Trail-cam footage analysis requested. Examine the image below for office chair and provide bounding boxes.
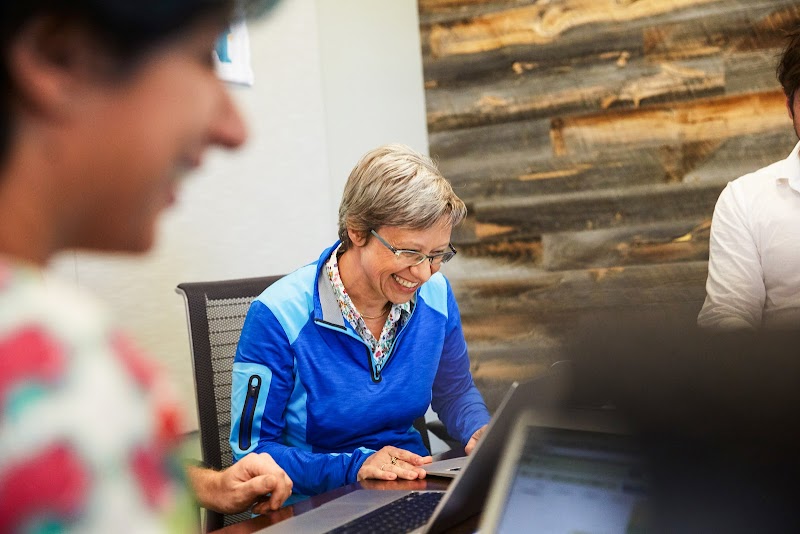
[177,274,435,530]
[177,275,284,531]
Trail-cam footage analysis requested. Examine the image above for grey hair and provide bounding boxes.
[337,144,467,251]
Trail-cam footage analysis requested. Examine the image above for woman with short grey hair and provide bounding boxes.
[337,144,467,250]
[231,144,491,499]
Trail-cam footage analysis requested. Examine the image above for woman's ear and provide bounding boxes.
[8,16,103,121]
[347,227,368,247]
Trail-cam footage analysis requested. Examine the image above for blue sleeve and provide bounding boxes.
[430,279,491,445]
[230,300,373,495]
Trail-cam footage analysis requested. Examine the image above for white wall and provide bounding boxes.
[49,0,429,433]
[316,0,430,213]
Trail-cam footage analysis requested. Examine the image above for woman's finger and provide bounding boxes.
[389,448,432,466]
[384,461,425,480]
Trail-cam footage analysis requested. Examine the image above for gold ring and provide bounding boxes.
[380,463,387,471]
[391,456,398,465]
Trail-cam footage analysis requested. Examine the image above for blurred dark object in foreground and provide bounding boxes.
[563,316,800,533]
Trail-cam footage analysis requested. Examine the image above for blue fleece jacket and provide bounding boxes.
[230,243,490,497]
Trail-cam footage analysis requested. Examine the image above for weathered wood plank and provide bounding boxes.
[429,116,551,160]
[437,126,795,204]
[684,129,798,183]
[552,91,789,157]
[430,115,691,188]
[426,0,718,58]
[418,0,532,25]
[449,215,712,271]
[452,261,709,315]
[470,182,725,236]
[455,232,544,263]
[540,219,711,271]
[422,0,798,85]
[423,24,645,89]
[642,3,800,61]
[440,145,708,204]
[426,55,727,132]
[441,141,709,202]
[725,49,792,96]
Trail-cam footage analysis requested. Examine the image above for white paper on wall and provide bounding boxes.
[214,18,254,86]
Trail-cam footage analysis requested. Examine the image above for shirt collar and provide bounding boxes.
[325,244,411,323]
[782,141,800,193]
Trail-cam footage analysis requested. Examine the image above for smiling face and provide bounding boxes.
[341,219,453,307]
[65,20,246,253]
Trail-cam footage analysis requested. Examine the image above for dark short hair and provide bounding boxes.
[0,0,278,168]
[777,25,800,112]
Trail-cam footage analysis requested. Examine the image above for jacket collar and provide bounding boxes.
[314,241,347,329]
[312,241,418,329]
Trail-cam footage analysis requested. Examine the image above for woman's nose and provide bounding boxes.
[409,260,433,283]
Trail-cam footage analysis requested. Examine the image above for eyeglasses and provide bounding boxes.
[370,229,457,267]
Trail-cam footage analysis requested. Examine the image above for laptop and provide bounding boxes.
[423,360,575,481]
[255,374,559,534]
[478,407,650,533]
[421,456,467,478]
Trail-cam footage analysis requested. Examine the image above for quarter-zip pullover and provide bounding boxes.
[230,242,490,497]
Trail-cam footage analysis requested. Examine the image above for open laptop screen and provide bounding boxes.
[482,418,650,534]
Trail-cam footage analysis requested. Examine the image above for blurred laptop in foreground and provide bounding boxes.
[560,317,800,533]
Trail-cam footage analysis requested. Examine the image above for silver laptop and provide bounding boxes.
[479,407,650,533]
[421,456,467,478]
[255,376,556,534]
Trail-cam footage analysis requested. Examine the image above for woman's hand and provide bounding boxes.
[464,424,488,455]
[358,446,432,482]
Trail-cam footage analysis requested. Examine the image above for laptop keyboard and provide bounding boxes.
[326,491,445,534]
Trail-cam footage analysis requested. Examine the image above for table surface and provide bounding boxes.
[213,450,478,534]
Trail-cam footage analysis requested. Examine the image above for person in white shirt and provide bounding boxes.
[698,27,800,330]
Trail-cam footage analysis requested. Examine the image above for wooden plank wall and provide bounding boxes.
[418,0,800,410]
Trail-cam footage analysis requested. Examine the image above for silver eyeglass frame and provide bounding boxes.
[369,229,457,267]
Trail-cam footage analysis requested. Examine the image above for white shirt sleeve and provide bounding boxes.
[697,183,765,330]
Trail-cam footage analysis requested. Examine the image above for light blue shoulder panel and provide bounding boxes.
[418,272,449,318]
[255,263,317,344]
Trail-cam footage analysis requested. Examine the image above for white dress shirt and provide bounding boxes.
[698,141,800,330]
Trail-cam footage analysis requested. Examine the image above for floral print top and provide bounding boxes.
[0,257,195,533]
[325,245,411,377]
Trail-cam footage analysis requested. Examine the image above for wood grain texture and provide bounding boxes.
[421,0,800,85]
[540,219,711,271]
[426,55,728,132]
[551,91,789,157]
[419,0,795,402]
[452,261,709,313]
[427,0,719,58]
[470,182,725,235]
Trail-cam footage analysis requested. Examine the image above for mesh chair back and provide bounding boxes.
[176,275,283,531]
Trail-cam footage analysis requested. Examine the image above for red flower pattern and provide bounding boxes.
[0,444,90,530]
[131,445,172,509]
[0,327,64,407]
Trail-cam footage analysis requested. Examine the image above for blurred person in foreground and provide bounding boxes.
[0,0,291,530]
[230,144,490,499]
[698,26,800,330]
